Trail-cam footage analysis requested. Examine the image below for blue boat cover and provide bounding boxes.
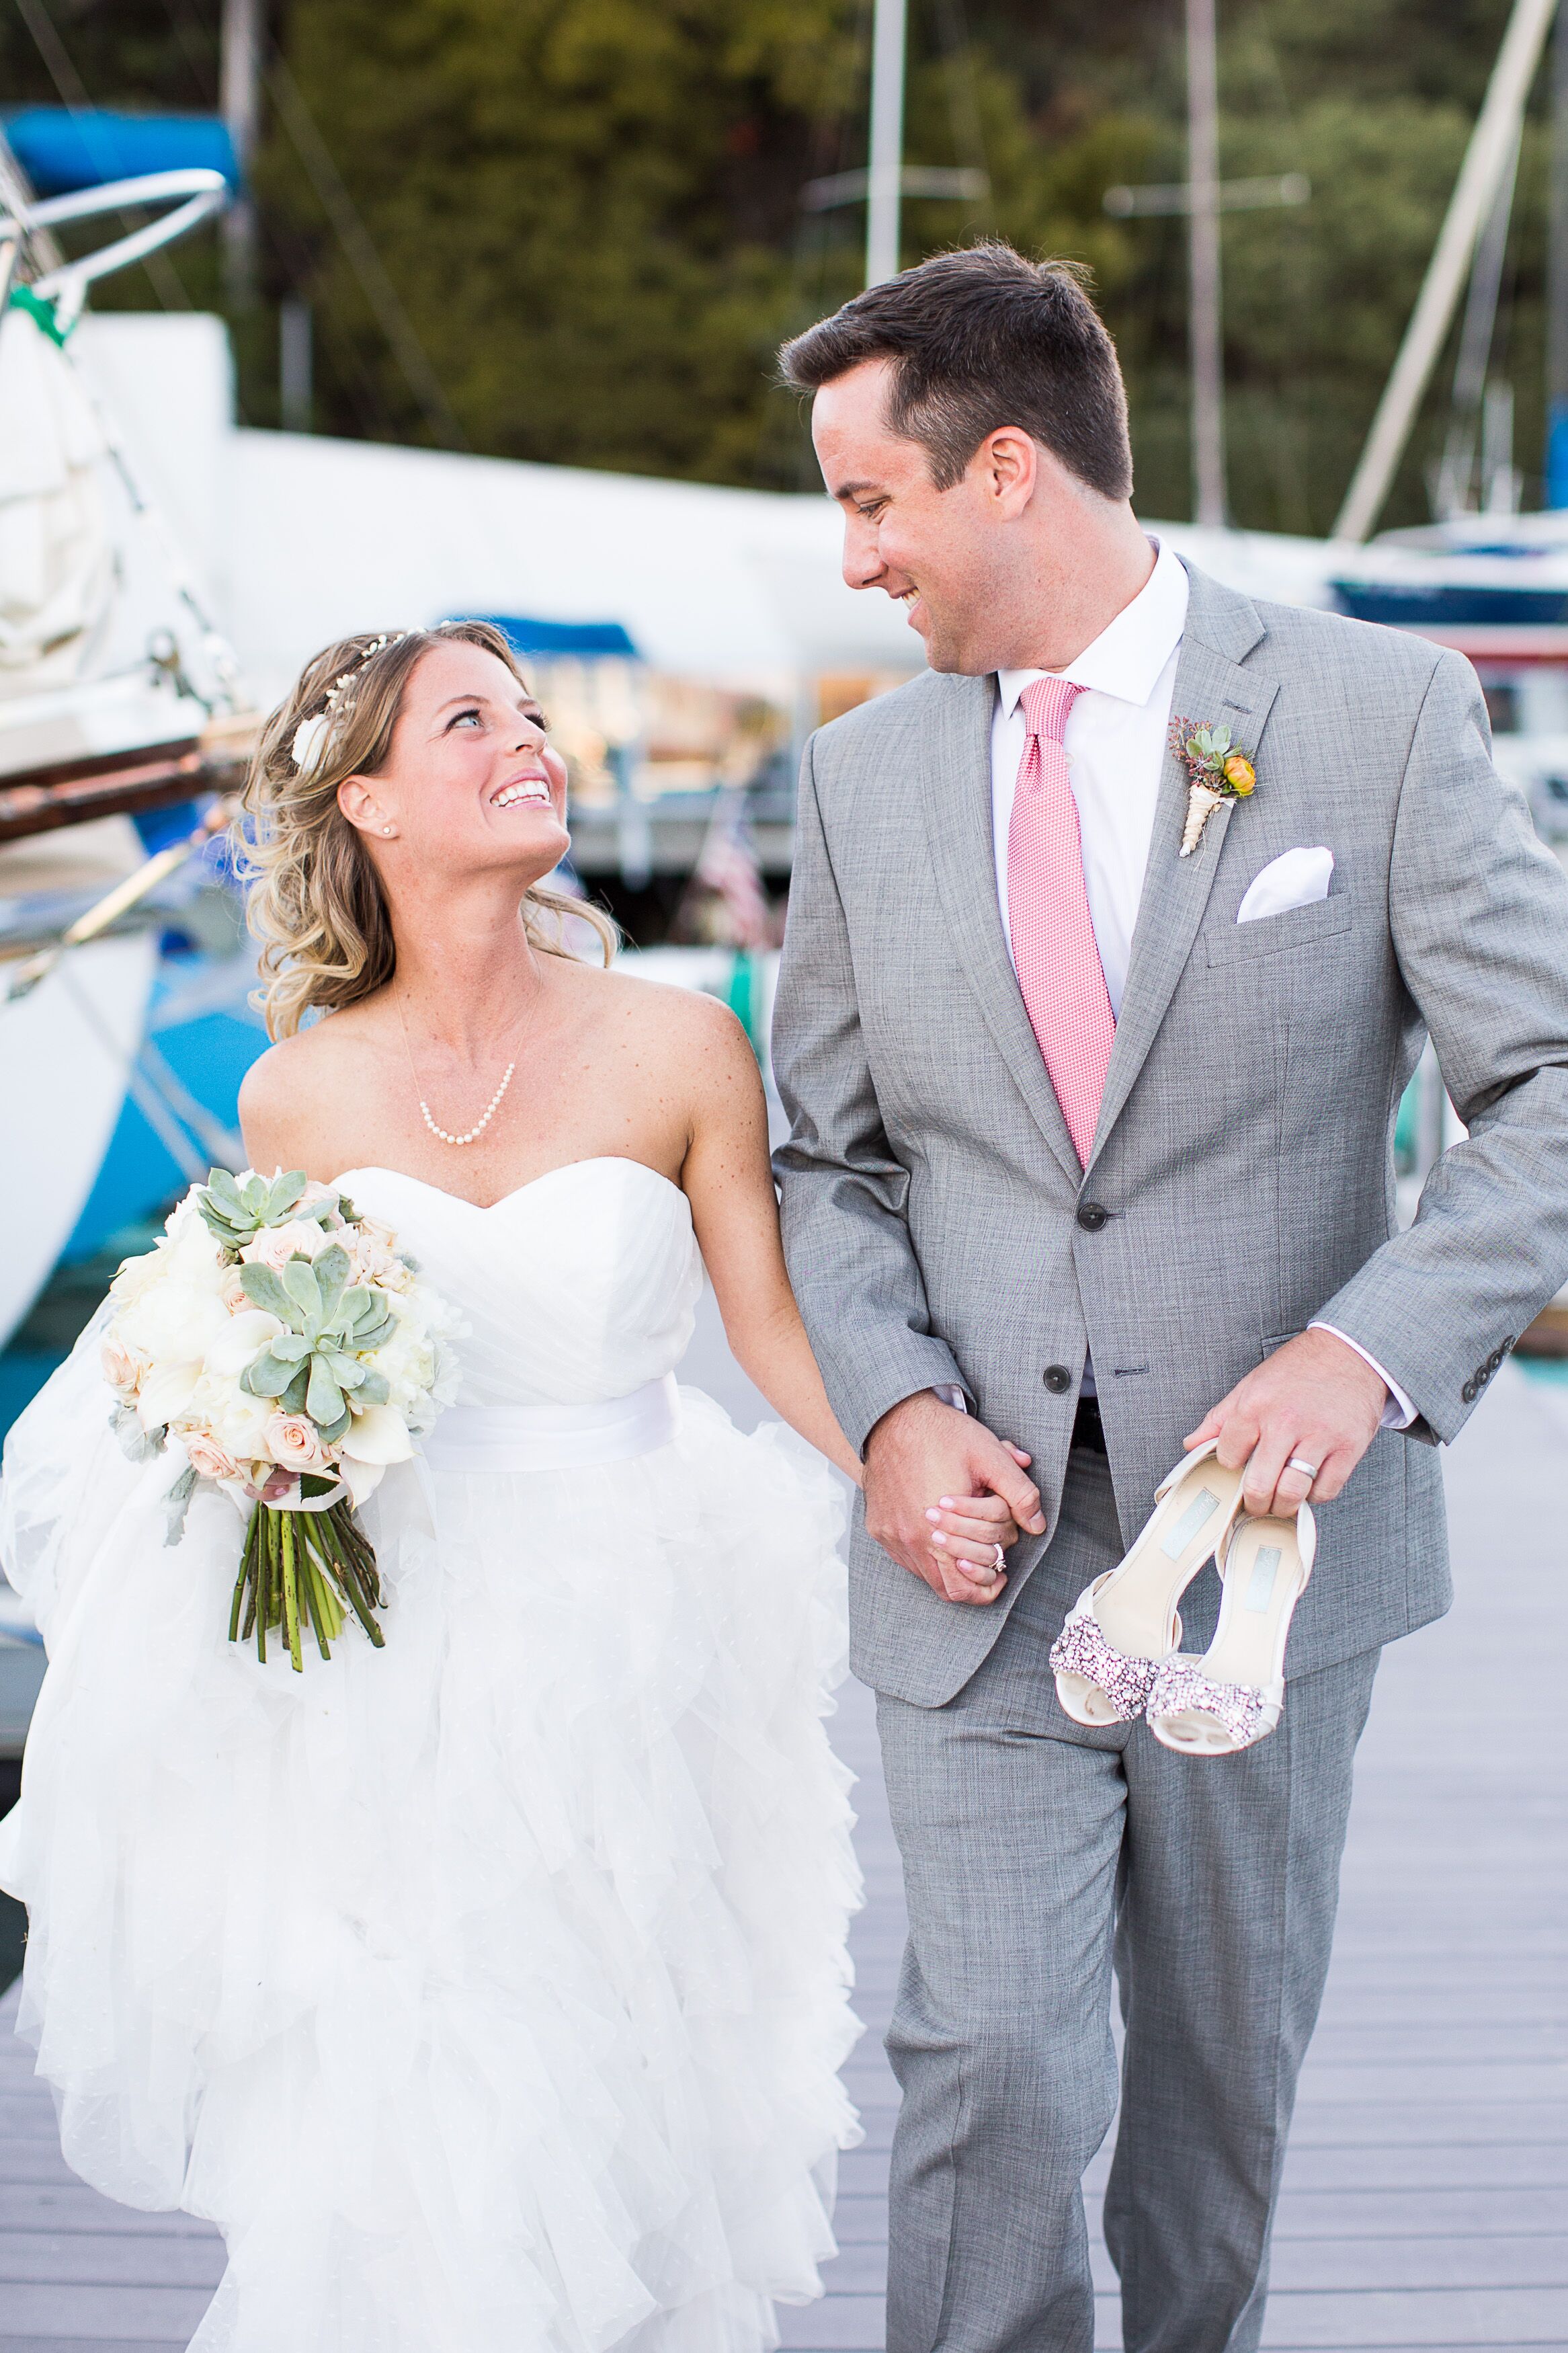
[1,109,241,198]
[458,613,640,660]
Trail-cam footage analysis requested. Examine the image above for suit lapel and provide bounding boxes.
[1086,569,1280,1170]
[922,674,1083,1185]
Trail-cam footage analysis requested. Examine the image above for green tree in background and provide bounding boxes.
[0,0,1546,532]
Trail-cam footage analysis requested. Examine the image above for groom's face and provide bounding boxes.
[812,358,1014,675]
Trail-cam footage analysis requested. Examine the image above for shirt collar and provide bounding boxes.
[996,537,1189,719]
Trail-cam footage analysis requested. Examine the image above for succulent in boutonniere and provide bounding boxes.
[1168,717,1258,857]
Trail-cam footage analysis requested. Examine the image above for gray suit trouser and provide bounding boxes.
[875,1449,1379,2353]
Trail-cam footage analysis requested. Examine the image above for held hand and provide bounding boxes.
[1185,1328,1388,1517]
[863,1394,1045,1607]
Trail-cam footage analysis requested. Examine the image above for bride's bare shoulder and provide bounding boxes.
[577,959,754,1060]
[238,1004,391,1172]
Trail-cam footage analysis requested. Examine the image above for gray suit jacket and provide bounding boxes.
[772,562,1568,1706]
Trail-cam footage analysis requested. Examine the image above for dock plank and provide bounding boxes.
[1,1361,1563,2349]
[780,1361,1568,2353]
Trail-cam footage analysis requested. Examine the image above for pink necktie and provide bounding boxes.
[1007,676,1115,1167]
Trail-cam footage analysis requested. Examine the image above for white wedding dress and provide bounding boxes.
[0,1158,862,2353]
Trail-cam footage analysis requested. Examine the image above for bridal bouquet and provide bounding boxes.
[101,1169,458,1671]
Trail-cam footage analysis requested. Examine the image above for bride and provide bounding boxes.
[0,622,1017,2353]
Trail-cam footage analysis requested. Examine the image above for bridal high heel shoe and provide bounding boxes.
[1145,1500,1315,1755]
[1049,1441,1246,1726]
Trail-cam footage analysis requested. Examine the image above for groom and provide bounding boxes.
[771,243,1568,2353]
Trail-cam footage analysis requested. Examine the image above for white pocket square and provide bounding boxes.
[1236,846,1334,925]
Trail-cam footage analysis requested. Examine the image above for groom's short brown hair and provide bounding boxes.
[778,243,1132,502]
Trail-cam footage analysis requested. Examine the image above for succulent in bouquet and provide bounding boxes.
[101,1168,456,1670]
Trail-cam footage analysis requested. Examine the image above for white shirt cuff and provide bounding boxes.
[932,1385,967,1414]
[1308,1323,1418,1429]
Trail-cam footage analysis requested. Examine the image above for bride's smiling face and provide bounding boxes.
[339,639,570,882]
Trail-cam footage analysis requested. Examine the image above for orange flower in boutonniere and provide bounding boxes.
[1168,719,1260,856]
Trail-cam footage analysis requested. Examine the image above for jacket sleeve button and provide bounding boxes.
[1462,1379,1476,1403]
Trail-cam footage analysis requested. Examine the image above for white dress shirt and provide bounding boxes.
[991,536,1188,1018]
[936,536,1415,1434]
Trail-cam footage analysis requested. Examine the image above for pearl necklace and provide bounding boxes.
[398,992,518,1148]
[419,1062,515,1147]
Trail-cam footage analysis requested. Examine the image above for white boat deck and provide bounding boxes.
[2,1358,1565,2350]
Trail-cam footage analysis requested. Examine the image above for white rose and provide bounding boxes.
[138,1359,202,1432]
[366,1321,436,1417]
[188,1377,274,1464]
[116,1275,229,1368]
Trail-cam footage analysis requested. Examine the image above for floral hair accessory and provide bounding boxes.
[1168,717,1258,857]
[288,632,407,776]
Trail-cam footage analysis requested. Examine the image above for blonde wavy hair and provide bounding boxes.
[238,621,616,1039]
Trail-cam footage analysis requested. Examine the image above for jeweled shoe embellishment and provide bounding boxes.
[1145,1659,1268,1749]
[1049,1604,1164,1722]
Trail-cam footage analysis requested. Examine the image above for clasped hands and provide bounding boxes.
[864,1330,1390,1607]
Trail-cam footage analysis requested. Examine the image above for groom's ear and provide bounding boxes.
[977,426,1039,518]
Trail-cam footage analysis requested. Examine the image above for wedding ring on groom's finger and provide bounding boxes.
[991,1542,1006,1572]
[1286,1457,1320,1482]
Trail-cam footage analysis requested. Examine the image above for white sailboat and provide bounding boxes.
[0,141,253,1351]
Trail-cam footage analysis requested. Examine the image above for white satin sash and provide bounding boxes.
[419,1373,680,1475]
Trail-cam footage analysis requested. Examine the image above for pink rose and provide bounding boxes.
[243,1221,333,1273]
[219,1266,250,1313]
[347,1226,404,1287]
[101,1336,145,1398]
[265,1412,329,1474]
[183,1430,241,1484]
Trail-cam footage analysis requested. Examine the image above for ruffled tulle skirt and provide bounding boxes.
[0,1343,862,2353]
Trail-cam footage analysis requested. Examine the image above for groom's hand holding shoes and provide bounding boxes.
[1186,1326,1390,1516]
[863,1391,1046,1605]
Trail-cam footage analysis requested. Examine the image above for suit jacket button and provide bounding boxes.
[1462,1379,1476,1403]
[1487,1347,1503,1371]
[1077,1201,1110,1232]
[1042,1365,1073,1394]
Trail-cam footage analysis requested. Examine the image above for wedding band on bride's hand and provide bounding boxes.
[1286,1457,1319,1481]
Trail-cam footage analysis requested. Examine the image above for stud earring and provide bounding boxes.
[382,826,395,837]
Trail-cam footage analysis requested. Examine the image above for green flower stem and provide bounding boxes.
[230,1508,259,1644]
[228,1497,386,1666]
[281,1511,303,1673]
[257,1508,270,1663]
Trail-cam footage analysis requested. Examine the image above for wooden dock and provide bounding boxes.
[3,1357,1565,2350]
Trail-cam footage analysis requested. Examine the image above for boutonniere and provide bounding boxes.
[1168,717,1257,857]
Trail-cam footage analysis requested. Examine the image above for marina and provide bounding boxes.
[3,1,1568,2344]
[1,1351,1565,2348]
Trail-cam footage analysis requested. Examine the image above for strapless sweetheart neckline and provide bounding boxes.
[334,1156,689,1218]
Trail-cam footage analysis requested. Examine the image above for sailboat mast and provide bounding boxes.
[1187,0,1227,528]
[866,0,908,287]
[1548,0,1568,505]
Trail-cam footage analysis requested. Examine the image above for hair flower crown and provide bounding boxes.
[288,632,406,777]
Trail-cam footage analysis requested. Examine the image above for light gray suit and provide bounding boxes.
[772,563,1568,2352]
